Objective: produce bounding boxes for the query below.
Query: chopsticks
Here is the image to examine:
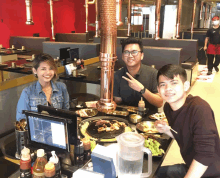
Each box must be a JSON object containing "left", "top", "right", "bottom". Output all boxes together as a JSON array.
[{"left": 154, "top": 116, "right": 178, "bottom": 134}]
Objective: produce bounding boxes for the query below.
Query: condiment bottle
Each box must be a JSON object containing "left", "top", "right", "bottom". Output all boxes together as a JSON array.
[
  {"left": 82, "top": 138, "right": 91, "bottom": 161},
  {"left": 49, "top": 151, "right": 61, "bottom": 178},
  {"left": 33, "top": 149, "right": 48, "bottom": 178},
  {"left": 138, "top": 97, "right": 145, "bottom": 112},
  {"left": 20, "top": 147, "right": 31, "bottom": 178},
  {"left": 72, "top": 58, "right": 78, "bottom": 77},
  {"left": 74, "top": 140, "right": 84, "bottom": 167},
  {"left": 44, "top": 162, "right": 56, "bottom": 178}
]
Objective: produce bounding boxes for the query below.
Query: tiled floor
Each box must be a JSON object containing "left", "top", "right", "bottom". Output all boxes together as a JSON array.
[{"left": 161, "top": 66, "right": 220, "bottom": 166}]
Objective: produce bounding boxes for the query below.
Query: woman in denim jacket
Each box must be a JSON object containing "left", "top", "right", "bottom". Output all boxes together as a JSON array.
[{"left": 16, "top": 53, "right": 70, "bottom": 121}]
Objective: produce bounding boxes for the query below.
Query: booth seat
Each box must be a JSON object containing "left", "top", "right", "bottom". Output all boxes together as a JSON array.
[
  {"left": 180, "top": 31, "right": 207, "bottom": 65},
  {"left": 43, "top": 41, "right": 100, "bottom": 59},
  {"left": 55, "top": 33, "right": 89, "bottom": 43},
  {"left": 93, "top": 37, "right": 128, "bottom": 45},
  {"left": 94, "top": 37, "right": 198, "bottom": 67},
  {"left": 9, "top": 36, "right": 50, "bottom": 54}
]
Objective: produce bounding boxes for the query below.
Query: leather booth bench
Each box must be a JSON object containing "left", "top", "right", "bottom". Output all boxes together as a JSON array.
[
  {"left": 55, "top": 33, "right": 89, "bottom": 43},
  {"left": 9, "top": 36, "right": 50, "bottom": 55},
  {"left": 180, "top": 31, "right": 207, "bottom": 65},
  {"left": 43, "top": 41, "right": 100, "bottom": 59}
]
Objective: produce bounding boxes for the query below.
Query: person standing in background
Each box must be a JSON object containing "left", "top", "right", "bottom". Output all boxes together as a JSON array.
[{"left": 204, "top": 16, "right": 220, "bottom": 75}]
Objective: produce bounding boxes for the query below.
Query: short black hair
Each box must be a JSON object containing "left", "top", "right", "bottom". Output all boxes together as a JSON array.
[
  {"left": 121, "top": 37, "right": 143, "bottom": 52},
  {"left": 157, "top": 64, "right": 187, "bottom": 84}
]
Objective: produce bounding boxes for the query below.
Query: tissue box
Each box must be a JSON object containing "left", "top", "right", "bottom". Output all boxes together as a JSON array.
[
  {"left": 91, "top": 145, "right": 116, "bottom": 178},
  {"left": 72, "top": 169, "right": 104, "bottom": 178}
]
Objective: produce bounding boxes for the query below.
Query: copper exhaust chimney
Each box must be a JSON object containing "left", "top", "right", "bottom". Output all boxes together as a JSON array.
[
  {"left": 155, "top": 0, "right": 162, "bottom": 40},
  {"left": 176, "top": 0, "right": 182, "bottom": 38},
  {"left": 209, "top": 6, "right": 212, "bottom": 21},
  {"left": 25, "top": 0, "right": 34, "bottom": 25},
  {"left": 95, "top": 0, "right": 99, "bottom": 37},
  {"left": 85, "top": 0, "right": 95, "bottom": 33},
  {"left": 191, "top": 0, "right": 197, "bottom": 39},
  {"left": 127, "top": 0, "right": 132, "bottom": 36},
  {"left": 203, "top": 3, "right": 208, "bottom": 28},
  {"left": 49, "top": 0, "right": 55, "bottom": 40},
  {"left": 96, "top": 0, "right": 117, "bottom": 113},
  {"left": 200, "top": 1, "right": 204, "bottom": 20},
  {"left": 116, "top": 0, "right": 123, "bottom": 26}
]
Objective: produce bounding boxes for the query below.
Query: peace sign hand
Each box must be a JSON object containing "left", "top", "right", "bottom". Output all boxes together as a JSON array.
[{"left": 122, "top": 72, "right": 144, "bottom": 92}]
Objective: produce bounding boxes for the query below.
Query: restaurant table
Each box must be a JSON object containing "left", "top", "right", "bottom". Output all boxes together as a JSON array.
[
  {"left": 75, "top": 108, "right": 172, "bottom": 178},
  {"left": 3, "top": 106, "right": 173, "bottom": 178}
]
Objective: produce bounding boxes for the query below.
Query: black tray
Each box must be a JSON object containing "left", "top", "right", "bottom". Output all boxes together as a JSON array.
[
  {"left": 8, "top": 66, "right": 24, "bottom": 70},
  {"left": 68, "top": 73, "right": 86, "bottom": 79},
  {"left": 0, "top": 64, "right": 8, "bottom": 68}
]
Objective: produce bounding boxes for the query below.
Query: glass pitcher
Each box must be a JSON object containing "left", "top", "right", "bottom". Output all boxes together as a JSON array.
[{"left": 116, "top": 132, "right": 152, "bottom": 178}]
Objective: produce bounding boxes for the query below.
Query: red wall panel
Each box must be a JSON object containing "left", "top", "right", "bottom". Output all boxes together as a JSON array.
[{"left": 0, "top": 0, "right": 95, "bottom": 48}]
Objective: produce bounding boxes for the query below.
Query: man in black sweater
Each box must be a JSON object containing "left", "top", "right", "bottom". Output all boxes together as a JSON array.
[{"left": 154, "top": 64, "right": 220, "bottom": 178}]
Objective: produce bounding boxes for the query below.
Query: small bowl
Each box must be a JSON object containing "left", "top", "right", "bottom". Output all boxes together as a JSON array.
[{"left": 129, "top": 114, "right": 142, "bottom": 124}]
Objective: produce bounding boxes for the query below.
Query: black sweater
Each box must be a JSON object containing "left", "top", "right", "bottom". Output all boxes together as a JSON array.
[{"left": 164, "top": 95, "right": 220, "bottom": 177}]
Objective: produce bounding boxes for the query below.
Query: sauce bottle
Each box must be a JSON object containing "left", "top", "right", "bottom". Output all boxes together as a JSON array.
[
  {"left": 33, "top": 149, "right": 48, "bottom": 178},
  {"left": 82, "top": 138, "right": 91, "bottom": 161},
  {"left": 74, "top": 140, "right": 84, "bottom": 167},
  {"left": 49, "top": 151, "right": 61, "bottom": 178},
  {"left": 20, "top": 147, "right": 31, "bottom": 178},
  {"left": 44, "top": 162, "right": 56, "bottom": 178},
  {"left": 138, "top": 97, "right": 145, "bottom": 112}
]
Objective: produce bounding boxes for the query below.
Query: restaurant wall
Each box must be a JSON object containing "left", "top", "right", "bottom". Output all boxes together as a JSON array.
[
  {"left": 0, "top": 0, "right": 95, "bottom": 48},
  {"left": 181, "top": 0, "right": 200, "bottom": 31}
]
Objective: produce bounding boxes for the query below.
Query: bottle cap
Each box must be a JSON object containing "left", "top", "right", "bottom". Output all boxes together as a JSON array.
[
  {"left": 45, "top": 162, "right": 55, "bottom": 170},
  {"left": 21, "top": 147, "right": 30, "bottom": 160},
  {"left": 37, "top": 149, "right": 45, "bottom": 157}
]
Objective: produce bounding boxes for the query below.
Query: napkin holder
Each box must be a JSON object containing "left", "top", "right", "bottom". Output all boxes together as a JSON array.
[{"left": 91, "top": 145, "right": 116, "bottom": 178}]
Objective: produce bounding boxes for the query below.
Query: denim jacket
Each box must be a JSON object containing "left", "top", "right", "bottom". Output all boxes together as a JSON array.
[{"left": 16, "top": 81, "right": 70, "bottom": 121}]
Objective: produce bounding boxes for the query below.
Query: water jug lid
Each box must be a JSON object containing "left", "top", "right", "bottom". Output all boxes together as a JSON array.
[{"left": 118, "top": 132, "right": 144, "bottom": 147}]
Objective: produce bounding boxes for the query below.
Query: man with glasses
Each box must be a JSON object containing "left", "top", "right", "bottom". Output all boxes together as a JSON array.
[{"left": 113, "top": 37, "right": 163, "bottom": 114}]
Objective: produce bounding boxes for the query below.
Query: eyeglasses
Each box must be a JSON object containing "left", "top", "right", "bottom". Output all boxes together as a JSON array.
[{"left": 123, "top": 50, "right": 142, "bottom": 57}]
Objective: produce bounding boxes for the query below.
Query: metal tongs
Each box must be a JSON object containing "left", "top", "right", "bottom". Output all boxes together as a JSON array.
[{"left": 154, "top": 116, "right": 178, "bottom": 134}]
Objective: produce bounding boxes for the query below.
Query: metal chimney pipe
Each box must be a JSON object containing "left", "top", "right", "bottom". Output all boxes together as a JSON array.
[
  {"left": 203, "top": 3, "right": 208, "bottom": 28},
  {"left": 85, "top": 0, "right": 96, "bottom": 33},
  {"left": 190, "top": 0, "right": 197, "bottom": 39},
  {"left": 155, "top": 0, "right": 162, "bottom": 40},
  {"left": 127, "top": 0, "right": 132, "bottom": 36},
  {"left": 95, "top": 0, "right": 99, "bottom": 37},
  {"left": 116, "top": 0, "right": 123, "bottom": 26},
  {"left": 25, "top": 0, "right": 34, "bottom": 25},
  {"left": 96, "top": 0, "right": 117, "bottom": 113},
  {"left": 49, "top": 0, "right": 55, "bottom": 40},
  {"left": 176, "top": 0, "right": 182, "bottom": 38},
  {"left": 209, "top": 6, "right": 212, "bottom": 20},
  {"left": 200, "top": 1, "right": 204, "bottom": 20}
]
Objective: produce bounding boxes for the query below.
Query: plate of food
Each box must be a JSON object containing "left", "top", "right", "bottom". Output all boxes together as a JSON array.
[
  {"left": 76, "top": 108, "right": 98, "bottom": 117},
  {"left": 79, "top": 116, "right": 132, "bottom": 142},
  {"left": 106, "top": 110, "right": 129, "bottom": 117},
  {"left": 136, "top": 121, "right": 159, "bottom": 134},
  {"left": 149, "top": 112, "right": 166, "bottom": 120},
  {"left": 144, "top": 137, "right": 165, "bottom": 157}
]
